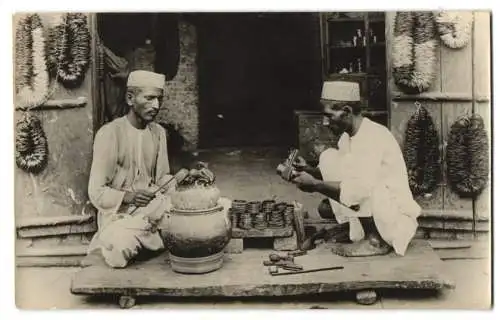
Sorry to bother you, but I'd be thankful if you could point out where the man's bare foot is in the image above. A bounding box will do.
[331,239,391,257]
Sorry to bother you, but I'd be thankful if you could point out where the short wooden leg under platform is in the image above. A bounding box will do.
[118,295,136,309]
[355,290,378,305]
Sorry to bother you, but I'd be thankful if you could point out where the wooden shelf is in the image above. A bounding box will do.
[15,97,88,111]
[327,72,367,77]
[294,110,386,117]
[16,214,94,228]
[392,92,490,102]
[325,73,386,80]
[330,43,385,49]
[329,45,365,49]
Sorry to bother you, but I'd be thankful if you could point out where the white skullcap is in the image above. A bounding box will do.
[321,81,360,102]
[127,70,165,89]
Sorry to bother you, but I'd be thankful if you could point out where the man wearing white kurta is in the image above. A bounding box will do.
[291,81,421,257]
[86,70,176,268]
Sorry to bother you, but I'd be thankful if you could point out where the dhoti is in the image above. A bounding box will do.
[318,148,420,256]
[87,195,170,268]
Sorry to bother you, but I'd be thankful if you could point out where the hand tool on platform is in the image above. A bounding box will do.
[129,168,190,216]
[276,148,299,181]
[263,253,303,272]
[269,252,293,261]
[270,265,345,277]
[268,265,279,275]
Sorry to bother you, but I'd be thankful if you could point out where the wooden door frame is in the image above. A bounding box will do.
[89,13,106,137]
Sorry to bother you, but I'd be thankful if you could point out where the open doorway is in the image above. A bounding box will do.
[95,13,323,151]
[196,13,323,149]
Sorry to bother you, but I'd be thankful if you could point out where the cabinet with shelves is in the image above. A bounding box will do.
[320,12,388,114]
[295,12,389,164]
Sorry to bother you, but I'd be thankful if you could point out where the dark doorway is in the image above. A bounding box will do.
[196,13,323,149]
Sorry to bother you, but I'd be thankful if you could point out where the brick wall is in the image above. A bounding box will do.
[158,20,199,152]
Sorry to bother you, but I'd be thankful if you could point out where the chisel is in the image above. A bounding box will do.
[270,266,344,276]
[129,168,190,215]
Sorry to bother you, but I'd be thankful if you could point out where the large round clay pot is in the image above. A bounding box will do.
[159,202,232,274]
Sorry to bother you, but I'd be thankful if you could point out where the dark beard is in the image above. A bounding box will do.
[329,123,346,135]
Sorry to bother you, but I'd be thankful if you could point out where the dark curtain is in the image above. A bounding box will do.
[97,13,180,123]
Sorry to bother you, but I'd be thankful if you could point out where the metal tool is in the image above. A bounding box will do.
[129,168,190,215]
[265,260,303,272]
[276,148,299,181]
[264,252,303,273]
[268,266,279,274]
[269,252,293,262]
[270,266,344,277]
[263,259,300,268]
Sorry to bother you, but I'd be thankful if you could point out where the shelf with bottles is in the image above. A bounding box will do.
[328,26,372,48]
[329,43,367,49]
[320,12,388,127]
[328,27,384,49]
[328,57,367,75]
[329,41,386,49]
[325,72,385,80]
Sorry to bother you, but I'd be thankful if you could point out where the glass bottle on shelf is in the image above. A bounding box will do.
[356,58,363,73]
[356,29,363,47]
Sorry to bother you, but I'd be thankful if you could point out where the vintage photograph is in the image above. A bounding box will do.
[13,11,492,309]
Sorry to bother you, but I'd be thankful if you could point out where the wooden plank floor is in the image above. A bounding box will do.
[71,240,455,298]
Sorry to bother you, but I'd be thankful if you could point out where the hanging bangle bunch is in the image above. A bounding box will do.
[15,13,50,110]
[46,13,65,77]
[392,12,438,94]
[435,11,474,49]
[403,103,441,196]
[446,114,489,198]
[14,14,50,174]
[15,112,49,174]
[53,13,91,88]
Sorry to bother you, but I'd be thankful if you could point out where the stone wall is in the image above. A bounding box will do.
[158,20,199,152]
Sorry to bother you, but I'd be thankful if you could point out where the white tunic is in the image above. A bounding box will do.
[318,118,421,256]
[86,116,174,268]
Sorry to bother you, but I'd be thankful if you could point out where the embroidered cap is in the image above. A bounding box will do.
[127,70,165,89]
[321,81,360,102]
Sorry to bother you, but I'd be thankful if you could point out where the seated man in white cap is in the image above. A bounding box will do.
[86,70,176,268]
[289,81,421,257]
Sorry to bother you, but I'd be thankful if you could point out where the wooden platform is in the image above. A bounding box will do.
[70,240,455,308]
